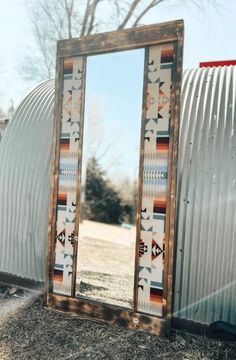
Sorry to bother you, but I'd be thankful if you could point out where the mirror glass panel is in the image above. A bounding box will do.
[76,49,144,308]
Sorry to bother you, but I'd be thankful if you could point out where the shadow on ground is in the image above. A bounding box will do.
[0,296,236,360]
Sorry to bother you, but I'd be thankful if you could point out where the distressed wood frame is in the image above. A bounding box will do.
[46,20,184,335]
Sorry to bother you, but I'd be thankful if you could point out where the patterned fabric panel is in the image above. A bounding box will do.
[137,44,174,316]
[53,57,84,296]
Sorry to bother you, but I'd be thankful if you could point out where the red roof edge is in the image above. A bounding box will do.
[200,60,236,68]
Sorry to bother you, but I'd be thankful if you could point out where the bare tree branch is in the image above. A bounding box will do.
[63,0,74,38]
[42,4,62,38]
[80,0,91,36]
[86,0,102,35]
[113,0,122,18]
[117,0,141,29]
[132,0,165,27]
[23,0,221,82]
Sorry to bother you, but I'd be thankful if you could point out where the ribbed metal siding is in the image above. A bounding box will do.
[0,69,235,325]
[174,66,236,325]
[0,80,54,281]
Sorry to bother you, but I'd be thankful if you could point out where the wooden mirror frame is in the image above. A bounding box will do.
[46,20,184,335]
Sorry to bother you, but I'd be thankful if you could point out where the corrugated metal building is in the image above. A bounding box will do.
[174,66,236,325]
[0,80,54,281]
[0,67,235,325]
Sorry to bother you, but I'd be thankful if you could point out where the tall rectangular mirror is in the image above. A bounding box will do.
[76,49,144,308]
[47,20,184,335]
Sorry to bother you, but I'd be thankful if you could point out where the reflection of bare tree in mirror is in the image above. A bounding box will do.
[76,49,144,308]
[80,95,125,222]
[85,95,123,169]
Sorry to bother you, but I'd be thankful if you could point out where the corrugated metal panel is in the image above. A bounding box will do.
[0,68,235,325]
[174,66,236,325]
[0,80,54,281]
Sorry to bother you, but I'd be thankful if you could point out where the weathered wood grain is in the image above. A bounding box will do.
[46,19,184,335]
[58,20,183,58]
[47,293,168,335]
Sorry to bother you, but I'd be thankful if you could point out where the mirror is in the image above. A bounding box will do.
[76,49,145,308]
[48,21,184,334]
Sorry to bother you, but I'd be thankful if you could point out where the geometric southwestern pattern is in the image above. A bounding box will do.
[137,44,174,316]
[53,57,84,295]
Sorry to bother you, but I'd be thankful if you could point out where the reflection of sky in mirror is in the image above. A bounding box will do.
[83,49,145,184]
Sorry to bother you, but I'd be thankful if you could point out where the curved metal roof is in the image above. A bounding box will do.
[0,66,235,325]
[174,66,236,324]
[0,80,54,281]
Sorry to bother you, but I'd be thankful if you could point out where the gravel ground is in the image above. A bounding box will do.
[76,234,135,308]
[0,292,236,360]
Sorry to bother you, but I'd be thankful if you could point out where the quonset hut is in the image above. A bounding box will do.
[0,80,54,282]
[0,66,235,326]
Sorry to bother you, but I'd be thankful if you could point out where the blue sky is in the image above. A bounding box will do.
[82,49,144,181]
[0,0,36,111]
[0,0,235,112]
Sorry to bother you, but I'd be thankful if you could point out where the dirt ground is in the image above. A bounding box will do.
[76,221,136,308]
[0,290,236,360]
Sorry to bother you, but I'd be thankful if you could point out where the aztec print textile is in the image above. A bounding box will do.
[53,57,84,296]
[137,44,174,316]
[52,44,174,313]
